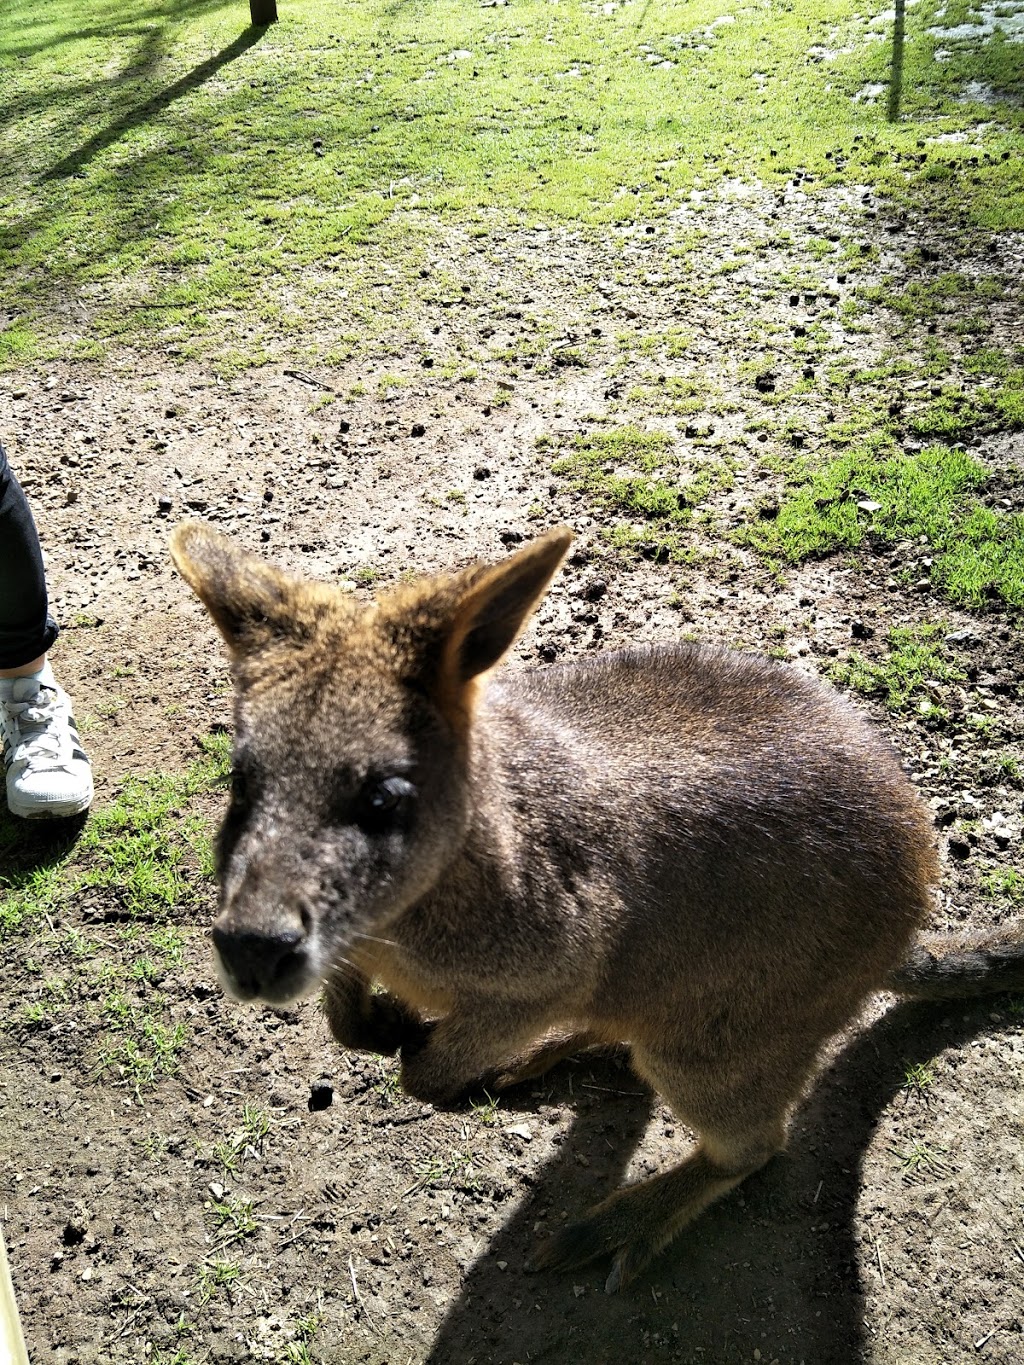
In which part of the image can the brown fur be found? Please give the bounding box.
[170,522,1024,1293]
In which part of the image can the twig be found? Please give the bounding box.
[370,1110,433,1127]
[348,1255,379,1334]
[813,1180,823,1205]
[974,1326,1002,1350]
[283,368,337,393]
[874,1238,886,1289]
[106,1306,145,1344]
[580,1083,645,1097]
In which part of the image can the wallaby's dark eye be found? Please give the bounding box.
[357,775,416,832]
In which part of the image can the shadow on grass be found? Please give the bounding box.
[3,0,237,61]
[41,26,267,182]
[0,805,89,877]
[420,998,1018,1364]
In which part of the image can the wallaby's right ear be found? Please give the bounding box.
[170,522,301,656]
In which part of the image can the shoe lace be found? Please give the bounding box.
[5,686,75,773]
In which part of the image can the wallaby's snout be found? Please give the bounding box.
[211,915,308,1003]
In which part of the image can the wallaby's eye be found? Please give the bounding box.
[357,775,416,832]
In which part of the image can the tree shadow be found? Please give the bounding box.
[41,26,268,182]
[423,998,1019,1364]
[3,0,237,61]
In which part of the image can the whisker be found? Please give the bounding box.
[351,931,399,950]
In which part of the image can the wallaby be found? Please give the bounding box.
[171,522,1024,1293]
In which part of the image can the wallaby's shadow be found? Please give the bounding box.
[423,998,1018,1365]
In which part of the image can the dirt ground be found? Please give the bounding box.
[1,182,1023,1365]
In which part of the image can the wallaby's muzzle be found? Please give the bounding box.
[211,913,311,1003]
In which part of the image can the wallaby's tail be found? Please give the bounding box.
[889,926,1024,1001]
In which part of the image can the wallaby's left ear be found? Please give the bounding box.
[443,527,573,690]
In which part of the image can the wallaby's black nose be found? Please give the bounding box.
[212,921,307,1000]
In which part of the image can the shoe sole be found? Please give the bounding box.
[7,794,93,820]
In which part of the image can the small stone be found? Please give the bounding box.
[473,466,491,480]
[157,495,173,514]
[583,578,607,602]
[411,423,426,438]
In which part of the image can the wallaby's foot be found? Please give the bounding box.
[323,973,427,1057]
[486,1029,608,1092]
[529,1135,779,1293]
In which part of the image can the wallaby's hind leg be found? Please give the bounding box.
[322,967,427,1057]
[531,1043,806,1292]
[530,1124,782,1292]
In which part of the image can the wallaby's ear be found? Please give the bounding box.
[170,522,301,656]
[442,527,573,693]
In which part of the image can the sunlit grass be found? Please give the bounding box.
[1,0,1022,368]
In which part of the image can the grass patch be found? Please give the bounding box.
[0,733,229,1090]
[549,424,732,561]
[2,0,1023,366]
[829,624,965,712]
[740,444,1024,608]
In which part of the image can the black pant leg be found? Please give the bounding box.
[0,438,59,669]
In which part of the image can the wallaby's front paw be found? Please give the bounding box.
[399,1031,474,1110]
[323,983,425,1057]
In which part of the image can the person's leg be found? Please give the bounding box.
[0,440,59,672]
[0,439,92,818]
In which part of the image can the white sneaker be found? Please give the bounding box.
[0,663,93,819]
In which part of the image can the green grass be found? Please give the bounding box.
[740,444,1024,608]
[829,624,965,712]
[981,868,1024,906]
[2,0,1022,368]
[0,733,228,1091]
[902,1061,935,1097]
[548,424,732,561]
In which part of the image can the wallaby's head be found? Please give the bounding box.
[170,524,572,1006]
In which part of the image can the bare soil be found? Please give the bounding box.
[1,188,1023,1365]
